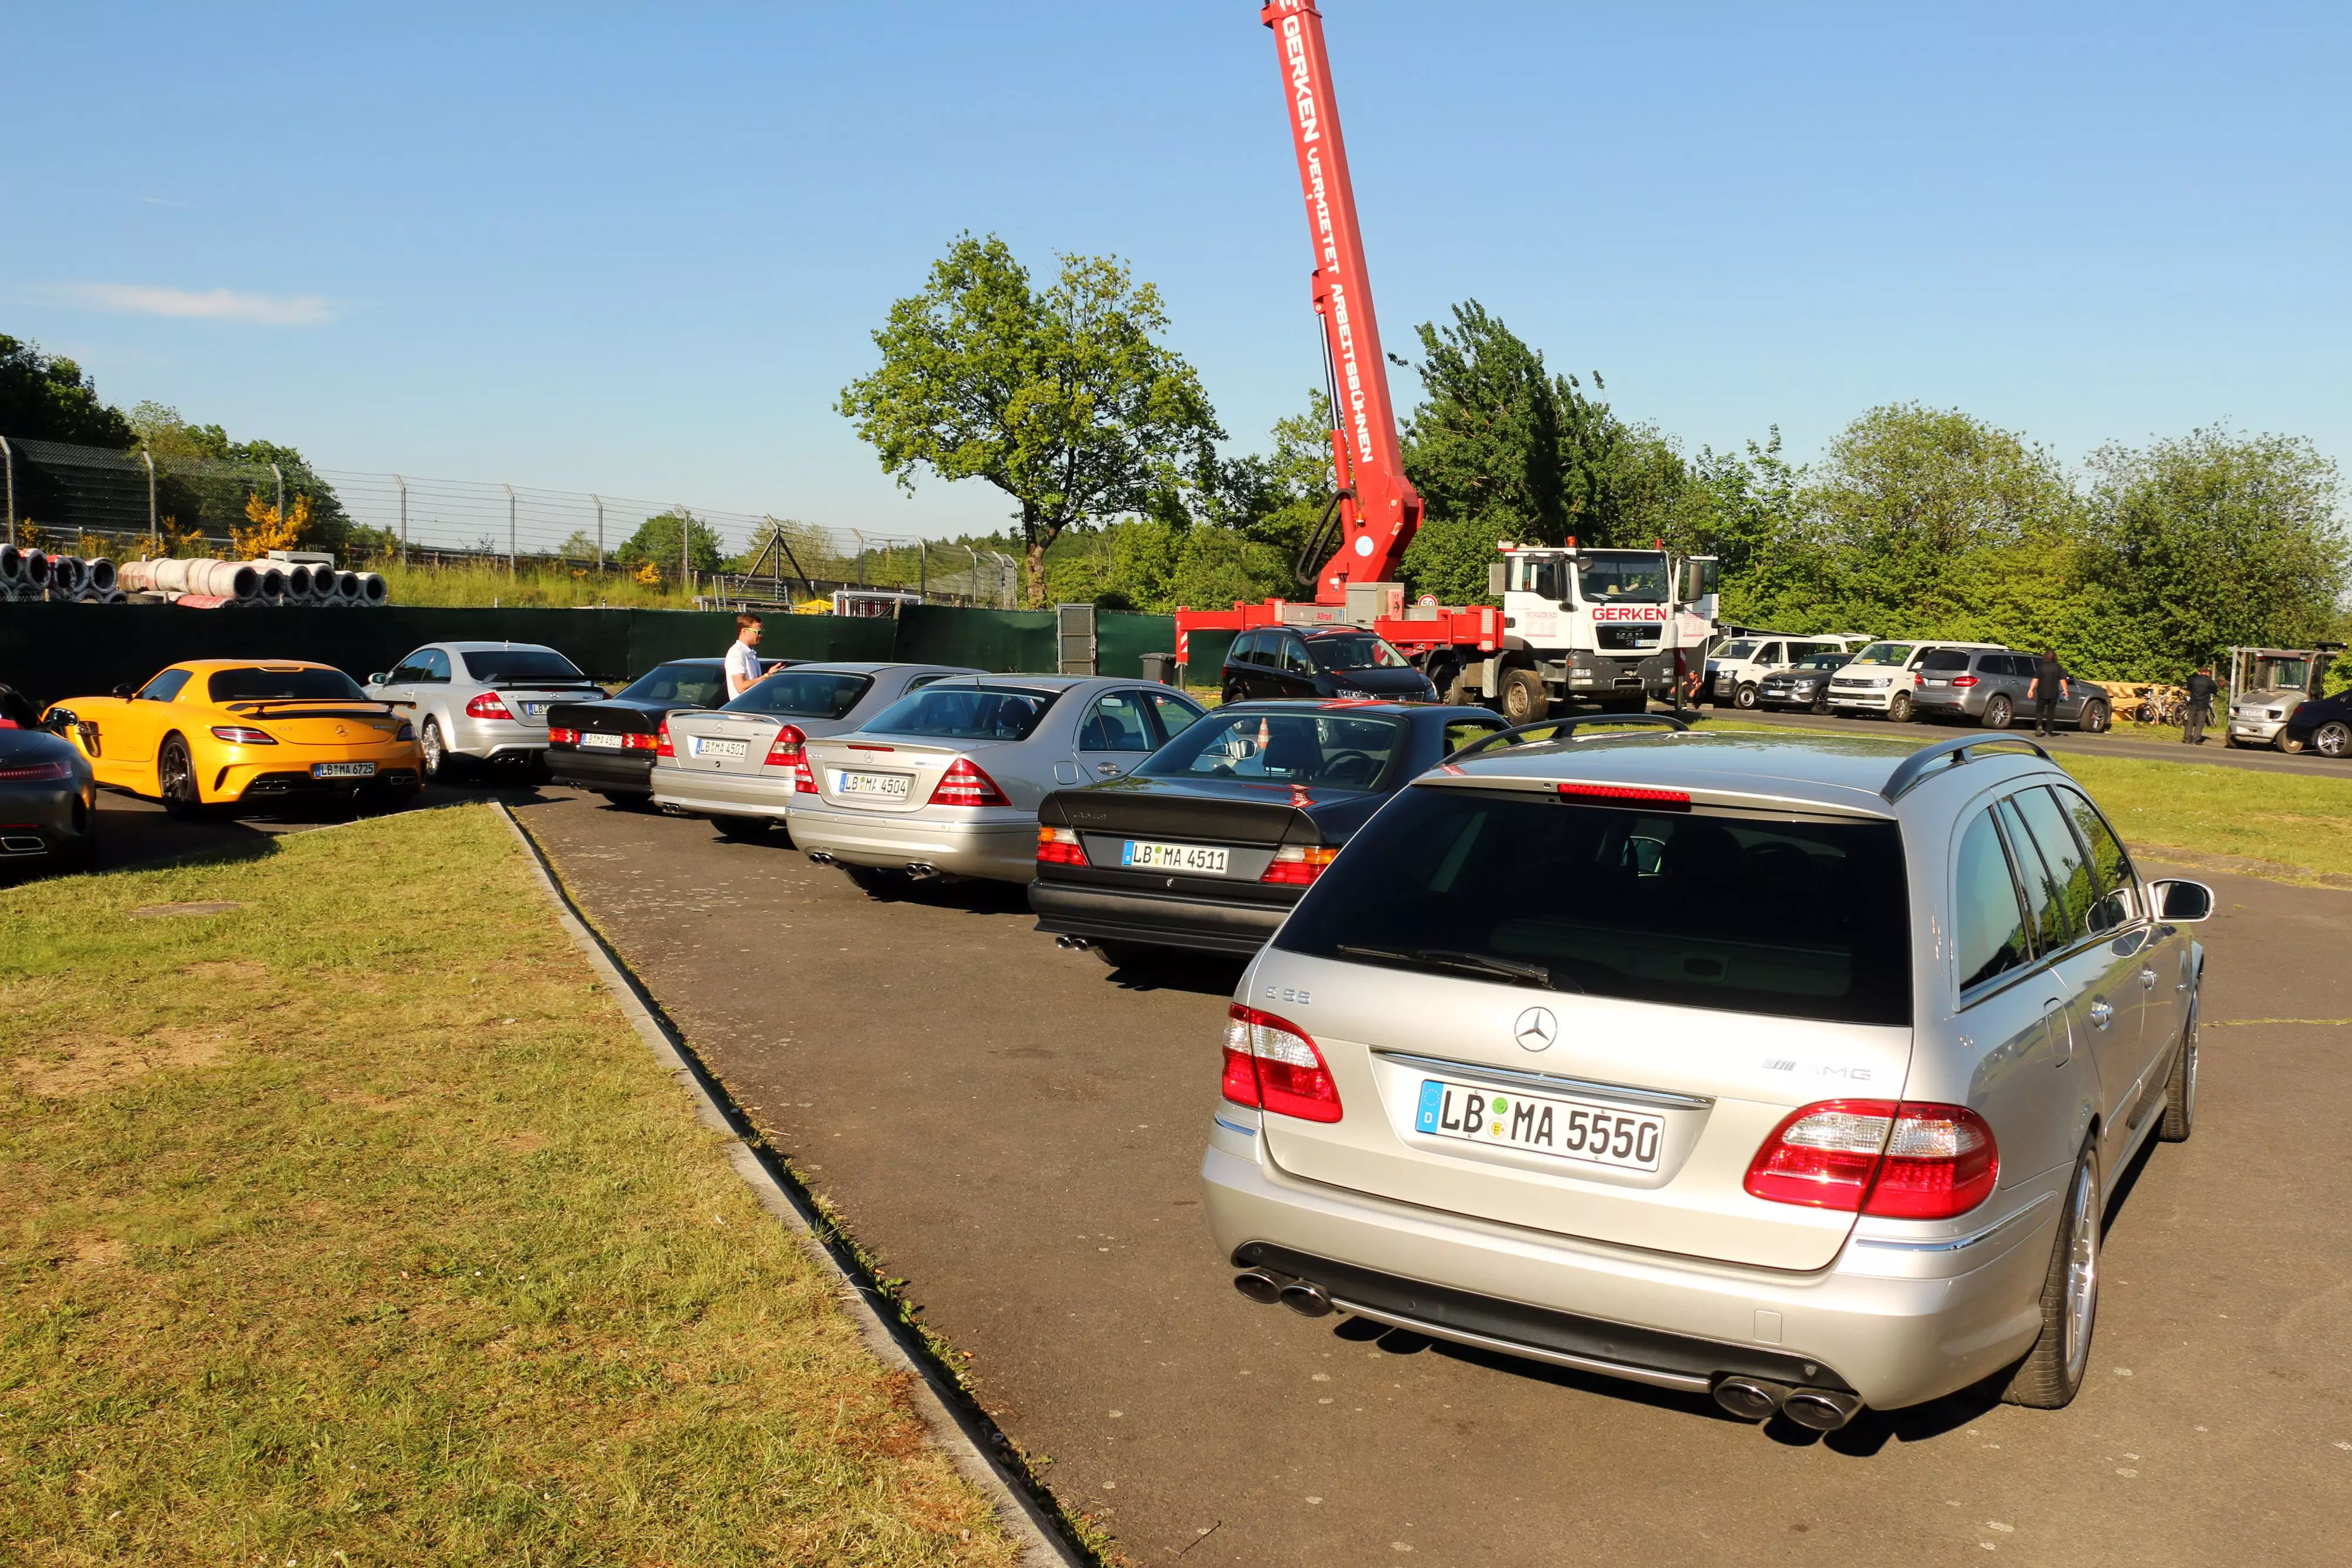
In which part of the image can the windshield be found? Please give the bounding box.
[1277,786,1912,1025]
[207,667,369,703]
[1798,654,1849,670]
[1575,551,1666,605]
[617,663,726,707]
[2251,658,2311,691]
[1716,640,1761,661]
[461,648,587,685]
[1304,634,1409,672]
[724,669,871,719]
[863,685,1060,741]
[1138,710,1404,792]
[1852,642,1915,667]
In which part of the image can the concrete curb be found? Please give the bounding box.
[494,803,1084,1568]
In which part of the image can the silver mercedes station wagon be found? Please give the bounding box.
[1204,721,2210,1429]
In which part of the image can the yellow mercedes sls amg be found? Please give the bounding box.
[45,660,424,817]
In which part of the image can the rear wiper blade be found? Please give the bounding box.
[1337,944,1578,992]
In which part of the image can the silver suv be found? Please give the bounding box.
[1204,721,2209,1427]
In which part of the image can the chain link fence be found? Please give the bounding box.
[0,435,1020,609]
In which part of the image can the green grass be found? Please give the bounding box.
[369,559,703,610]
[0,807,1017,1566]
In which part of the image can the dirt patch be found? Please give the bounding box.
[16,1027,231,1098]
[129,901,249,920]
[66,1233,127,1268]
[180,959,270,984]
[496,1132,547,1154]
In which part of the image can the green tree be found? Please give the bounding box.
[125,400,357,554]
[616,510,727,576]
[0,335,135,446]
[837,234,1222,608]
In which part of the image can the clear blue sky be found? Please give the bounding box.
[6,1,2347,542]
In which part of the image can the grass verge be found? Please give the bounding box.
[370,559,699,610]
[0,806,1018,1566]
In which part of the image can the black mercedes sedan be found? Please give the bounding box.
[1220,627,1439,704]
[0,680,98,874]
[546,658,785,805]
[1030,699,1505,964]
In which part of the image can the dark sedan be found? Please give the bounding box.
[1030,700,1505,964]
[0,680,98,873]
[546,658,783,805]
[2283,688,2352,760]
[1220,626,1439,704]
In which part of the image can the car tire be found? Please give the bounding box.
[2276,729,2304,753]
[2160,984,2199,1143]
[1983,695,2014,730]
[1732,682,1760,710]
[158,735,206,820]
[1221,683,1246,707]
[1887,691,1915,723]
[713,814,769,842]
[1498,668,1547,725]
[2079,700,2111,734]
[2001,1142,2100,1409]
[420,718,457,781]
[2316,721,2351,760]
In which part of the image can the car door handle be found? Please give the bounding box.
[2140,967,2159,989]
[2089,998,2114,1029]
[1096,762,1121,775]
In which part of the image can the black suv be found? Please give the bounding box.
[1220,627,1438,704]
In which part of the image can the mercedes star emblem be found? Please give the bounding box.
[1514,1005,1558,1052]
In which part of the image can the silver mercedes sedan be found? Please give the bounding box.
[1206,721,2210,1429]
[649,663,980,840]
[791,674,1208,889]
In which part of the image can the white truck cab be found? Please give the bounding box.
[1828,639,2006,722]
[1491,543,1716,717]
[1702,630,1873,709]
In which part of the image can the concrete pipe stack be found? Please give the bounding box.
[18,554,386,607]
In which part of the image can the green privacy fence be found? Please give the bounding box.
[0,603,1177,708]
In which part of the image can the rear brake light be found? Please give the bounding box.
[1259,844,1338,885]
[0,760,71,783]
[1744,1100,1997,1219]
[466,693,513,720]
[1556,782,1690,809]
[1951,676,1978,688]
[929,757,1010,807]
[1037,825,1087,866]
[547,726,579,745]
[209,726,277,745]
[762,723,809,787]
[623,730,659,751]
[656,720,674,759]
[1220,1004,1342,1122]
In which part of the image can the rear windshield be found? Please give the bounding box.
[725,669,872,719]
[461,648,587,685]
[863,685,1060,741]
[1917,650,1972,673]
[1139,710,1404,793]
[1277,787,1912,1025]
[208,667,369,703]
[1304,634,1408,672]
[618,662,725,706]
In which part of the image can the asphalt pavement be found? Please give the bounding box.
[511,785,2352,1568]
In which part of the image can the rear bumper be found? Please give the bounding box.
[0,780,93,858]
[449,715,548,760]
[787,801,1035,882]
[1201,1120,2058,1411]
[233,767,419,803]
[549,748,654,794]
[1029,877,1292,955]
[2228,716,2285,744]
[1911,691,1987,718]
[208,748,422,803]
[648,763,794,820]
[1829,688,1897,713]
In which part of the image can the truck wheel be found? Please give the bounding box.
[1498,668,1547,725]
[1733,683,1760,710]
[2001,1141,2100,1409]
[1982,696,2014,730]
[2316,721,2351,759]
[1887,691,1915,723]
[1434,661,1473,707]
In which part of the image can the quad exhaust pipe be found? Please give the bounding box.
[1231,1268,1334,1318]
[1712,1375,1862,1430]
[904,861,940,879]
[1055,934,1093,951]
[806,850,836,865]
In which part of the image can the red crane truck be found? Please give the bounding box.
[1175,1,1718,723]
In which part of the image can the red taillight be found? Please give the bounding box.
[1556,782,1692,808]
[547,726,579,745]
[209,725,276,746]
[762,723,809,787]
[1220,1004,1342,1122]
[655,720,674,759]
[0,760,71,783]
[466,692,513,720]
[1037,825,1087,866]
[1259,844,1338,885]
[623,730,659,751]
[1952,676,1979,688]
[928,757,1010,807]
[1744,1100,1997,1219]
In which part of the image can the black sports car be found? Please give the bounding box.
[0,680,98,873]
[1220,626,1439,704]
[1030,699,1506,963]
[2283,687,2352,760]
[546,658,786,804]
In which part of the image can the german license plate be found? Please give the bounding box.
[579,731,624,750]
[693,737,749,759]
[837,770,911,798]
[312,761,376,779]
[523,702,549,718]
[1414,1079,1665,1172]
[1121,840,1229,875]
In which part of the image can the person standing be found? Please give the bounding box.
[2028,648,2068,737]
[724,614,765,700]
[2183,664,2218,745]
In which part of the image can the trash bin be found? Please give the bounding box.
[1139,651,1176,687]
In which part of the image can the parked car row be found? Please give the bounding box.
[1822,641,2114,731]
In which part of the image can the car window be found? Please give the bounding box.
[616,663,725,706]
[724,670,873,718]
[1277,788,1913,1027]
[1138,710,1405,792]
[135,669,192,702]
[1955,809,2033,992]
[208,667,369,703]
[2054,786,2137,932]
[1756,643,1784,666]
[1917,650,1972,673]
[1304,634,1408,671]
[390,648,450,684]
[1079,691,1155,753]
[461,648,587,685]
[1279,638,1314,674]
[2011,788,2101,940]
[1996,797,2071,951]
[1719,639,1760,661]
[1237,631,1270,667]
[1145,690,1204,741]
[863,684,1060,741]
[905,670,963,690]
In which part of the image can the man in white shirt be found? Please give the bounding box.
[724,614,765,699]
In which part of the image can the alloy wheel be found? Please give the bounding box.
[2060,1160,2100,1385]
[160,739,199,817]
[421,720,446,778]
[2318,722,2350,759]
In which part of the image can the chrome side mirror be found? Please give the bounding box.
[2151,878,2214,923]
[366,673,388,687]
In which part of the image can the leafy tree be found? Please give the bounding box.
[837,234,1222,607]
[125,400,356,554]
[616,510,727,576]
[0,335,134,446]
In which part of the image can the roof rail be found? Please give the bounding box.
[1882,734,2053,803]
[1446,711,1690,761]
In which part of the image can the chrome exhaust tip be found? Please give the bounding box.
[806,850,834,865]
[1055,934,1093,951]
[1780,1388,1863,1432]
[1232,1268,1289,1305]
[1710,1376,1791,1422]
[905,861,940,879]
[1277,1280,1334,1318]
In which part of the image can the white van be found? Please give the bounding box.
[1828,640,2006,722]
[1703,631,1873,709]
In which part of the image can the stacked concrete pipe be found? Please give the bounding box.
[354,570,388,606]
